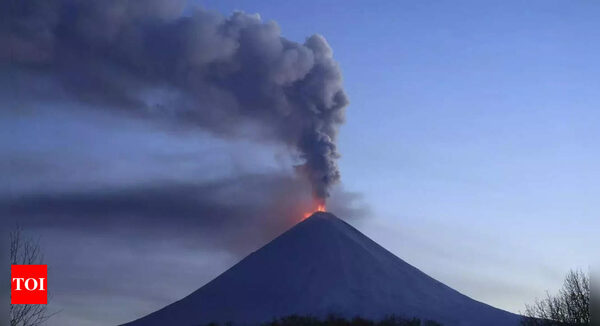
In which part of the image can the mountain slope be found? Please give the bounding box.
[123,212,521,326]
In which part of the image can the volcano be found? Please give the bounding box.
[123,212,521,325]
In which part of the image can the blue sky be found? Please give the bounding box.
[3,1,598,324]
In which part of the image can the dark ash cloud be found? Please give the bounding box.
[1,0,348,200]
[2,173,368,254]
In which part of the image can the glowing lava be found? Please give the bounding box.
[316,204,326,212]
[303,203,326,220]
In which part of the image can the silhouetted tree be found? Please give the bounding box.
[10,226,52,326]
[521,269,590,325]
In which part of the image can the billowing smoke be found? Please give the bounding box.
[0,0,348,200]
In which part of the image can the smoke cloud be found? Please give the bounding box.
[1,173,368,254]
[1,0,348,200]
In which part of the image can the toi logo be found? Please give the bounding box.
[11,265,47,304]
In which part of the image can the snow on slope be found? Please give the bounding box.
[123,212,521,326]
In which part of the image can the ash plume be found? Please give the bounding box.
[0,0,348,200]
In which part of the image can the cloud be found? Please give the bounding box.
[3,173,368,254]
[1,0,348,199]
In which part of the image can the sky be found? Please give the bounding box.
[2,1,599,325]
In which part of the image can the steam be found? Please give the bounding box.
[0,0,348,200]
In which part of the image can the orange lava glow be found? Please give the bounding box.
[316,204,326,212]
[302,203,326,220]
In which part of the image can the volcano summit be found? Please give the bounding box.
[123,212,520,325]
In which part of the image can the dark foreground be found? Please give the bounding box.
[201,315,443,326]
